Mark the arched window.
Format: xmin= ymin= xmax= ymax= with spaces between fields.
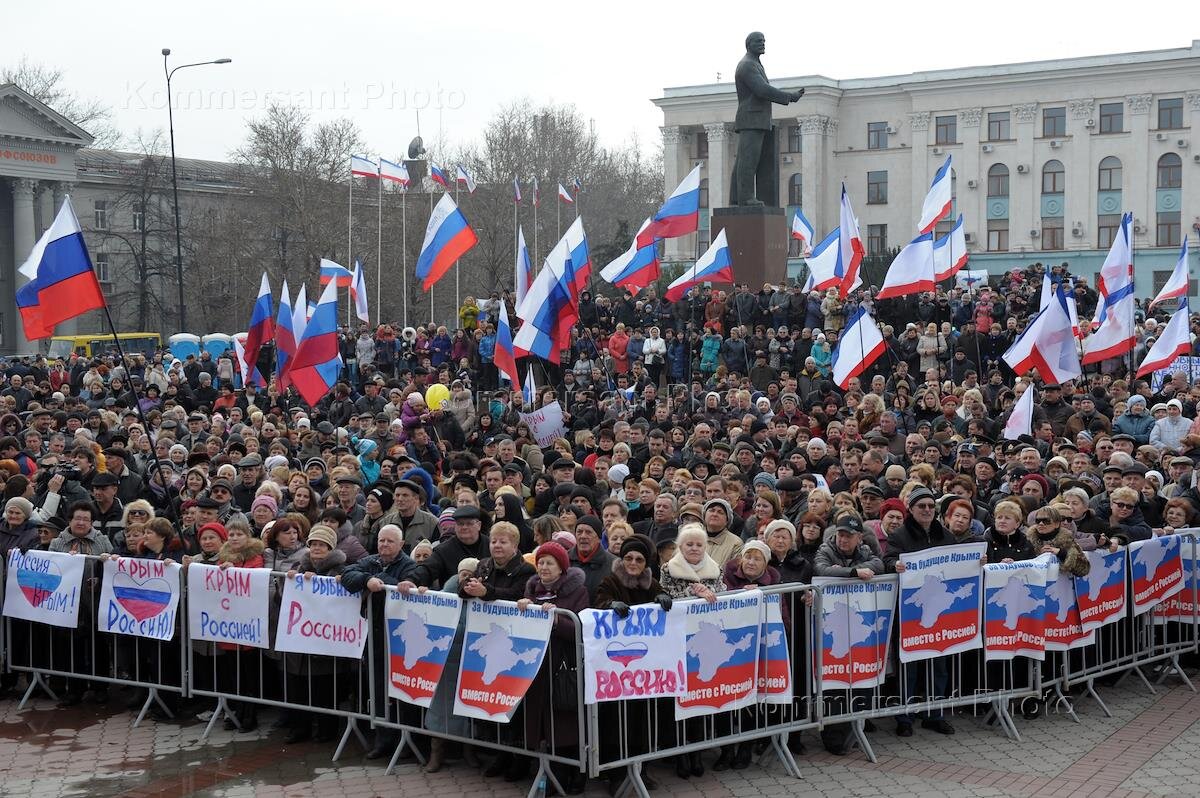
xmin=987 ymin=164 xmax=1009 ymax=197
xmin=1041 ymin=160 xmax=1065 ymax=194
xmin=698 ymin=178 xmax=709 ymax=208
xmin=1157 ymin=153 xmax=1182 ymax=189
xmin=788 ymin=173 xmax=803 ymax=206
xmin=1098 ymin=157 xmax=1122 ymax=191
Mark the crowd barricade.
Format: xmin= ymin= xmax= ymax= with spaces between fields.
xmin=2 ymin=553 xmax=187 ymax=727
xmin=372 ymin=585 xmax=589 ymax=798
xmin=186 ymin=570 xmax=373 ymax=760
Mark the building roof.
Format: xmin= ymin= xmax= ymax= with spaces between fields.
xmin=76 ymin=148 xmax=248 ymax=189
xmin=656 ymin=40 xmax=1200 ymax=104
xmin=0 ymin=83 xmax=95 ymax=147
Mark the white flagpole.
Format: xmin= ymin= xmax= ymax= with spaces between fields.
xmin=513 ymin=180 xmax=519 ymax=297
xmin=401 ymin=188 xmax=408 ymax=329
xmin=533 ymin=179 xmax=539 ymax=273
xmin=347 ymin=171 xmax=353 ymax=329
xmin=455 ymin=181 xmax=461 ymax=318
xmin=429 ymin=186 xmax=435 ymax=325
xmin=376 ymin=169 xmax=383 ymax=325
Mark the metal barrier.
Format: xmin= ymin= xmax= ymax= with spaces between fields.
xmin=373 ymin=586 xmax=589 ymax=798
xmin=2 ymin=553 xmax=187 ymax=727
xmin=186 ymin=570 xmax=372 ymax=759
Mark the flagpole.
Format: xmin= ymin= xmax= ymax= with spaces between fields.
xmin=376 ymin=170 xmax=383 ymax=326
xmin=455 ymin=181 xmax=461 ymax=318
xmin=347 ymin=172 xmax=353 ymax=319
xmin=401 ymin=188 xmax=408 ymax=329
xmin=429 ymin=187 xmax=435 ymax=325
xmin=533 ymin=179 xmax=539 ymax=271
xmin=557 ymin=194 xmax=561 ymax=240
xmin=513 ymin=180 xmax=519 ymax=298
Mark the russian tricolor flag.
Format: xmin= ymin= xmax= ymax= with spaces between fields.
xmin=831 ymin=306 xmax=887 ymax=389
xmin=319 ymin=259 xmax=353 ymax=288
xmin=918 ymin=155 xmax=954 ymax=235
xmin=876 ymin=233 xmax=935 ymax=299
xmin=16 ymin=197 xmax=106 ymax=341
xmin=565 ymin=216 xmax=591 ymax=299
xmin=1138 ymin=298 xmax=1192 ymax=377
xmin=416 ymin=193 xmax=478 ymax=291
xmin=493 ymin=299 xmax=520 ymax=389
xmin=791 ymin=208 xmax=816 ymax=257
xmin=234 ymin=334 xmax=267 ymax=388
xmin=515 ymin=226 xmax=532 ymax=307
xmin=350 ymin=155 xmax=378 ymax=178
xmin=274 ymin=281 xmax=295 ymax=389
xmin=637 ymin=165 xmax=701 ymax=249
xmin=430 ymin=163 xmax=450 ymax=188
xmin=601 ymin=218 xmax=660 ymax=292
xmin=380 ymin=157 xmax=410 ymax=186
xmin=513 ymin=177 xmax=522 ymax=204
xmin=932 ymin=215 xmax=969 ymax=282
xmin=557 ymin=183 xmax=574 ymax=204
xmin=242 ymin=272 xmax=274 ymax=380
xmin=665 ymin=229 xmax=732 ymax=301
xmin=288 ymin=280 xmax=343 ymax=406
xmin=1004 ymin=284 xmax=1082 ymax=382
xmin=456 ymin=165 xmax=477 ymax=194
xmin=514 ymin=230 xmax=574 ymax=363
xmin=292 ymin=283 xmax=309 ymax=342
xmin=1149 ymin=236 xmax=1190 ymax=311
xmin=523 ymin=367 xmax=536 ymax=406
xmin=837 ymin=185 xmax=864 ymax=298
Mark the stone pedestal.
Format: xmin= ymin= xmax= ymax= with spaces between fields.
xmin=710 ymin=206 xmax=788 ymax=291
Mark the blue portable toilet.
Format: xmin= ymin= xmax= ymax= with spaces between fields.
xmin=201 ymin=333 xmax=233 ymax=360
xmin=168 ymin=333 xmax=201 ymax=362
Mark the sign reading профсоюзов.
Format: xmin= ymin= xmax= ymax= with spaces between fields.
xmin=186 ymin=563 xmax=270 ymax=648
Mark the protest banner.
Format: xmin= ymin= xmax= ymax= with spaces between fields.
xmin=273 ymin=574 xmax=366 ymax=658
xmin=97 ymin=557 xmax=181 ymax=640
xmin=581 ymin=601 xmax=685 ymax=705
xmin=898 ymin=542 xmax=985 ymax=663
xmin=186 ymin=563 xmax=271 ymax=648
xmin=1156 ymin=537 xmax=1199 ymax=624
xmin=1149 ymin=356 xmax=1200 ymax=392
xmin=1074 ymin=548 xmax=1126 ymax=632
xmin=518 ymin=400 xmax=566 ymax=448
xmin=675 ymin=591 xmax=761 ymax=720
xmin=813 ymin=576 xmax=896 ymax=690
xmin=1043 ymin=562 xmax=1093 ymax=651
xmin=455 ymin=599 xmax=552 ymax=723
xmin=757 ymin=592 xmax=792 ymax=704
xmin=386 ymin=589 xmax=463 ymax=707
xmin=3 ymin=549 xmax=86 ymax=628
xmin=983 ymin=555 xmax=1052 ymax=661
xmin=1130 ymin=535 xmax=1184 ymax=615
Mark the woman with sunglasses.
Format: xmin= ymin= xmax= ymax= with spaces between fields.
xmin=1099 ymin=486 xmax=1153 ymax=549
xmin=1029 ymin=506 xmax=1091 ymax=577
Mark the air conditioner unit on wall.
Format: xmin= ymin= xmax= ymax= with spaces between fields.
xmin=932 ymin=146 xmax=943 ymax=155
xmin=1085 ymin=119 xmax=1095 ymax=128
xmin=782 ymin=155 xmax=794 ymax=164
xmin=1030 ymin=229 xmax=1040 ymax=238
xmin=1179 ymin=139 xmax=1190 ymax=149
xmin=1072 ymin=225 xmax=1084 ymax=238
xmin=886 ymin=125 xmax=898 ymax=134
xmin=964 ymin=232 xmax=975 ymax=243
xmin=967 ymin=179 xmax=978 ymax=189
xmin=1157 ymin=132 xmax=1168 ymax=141
xmin=981 ymin=144 xmax=994 ymax=153
xmin=1050 ymin=140 xmax=1062 ymax=148
xmin=1017 ymin=164 xmax=1029 ymax=173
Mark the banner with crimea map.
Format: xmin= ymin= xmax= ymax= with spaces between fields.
xmin=454 ymin=598 xmax=552 ymax=723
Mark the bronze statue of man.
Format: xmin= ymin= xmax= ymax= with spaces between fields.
xmin=730 ymin=31 xmax=804 ymax=206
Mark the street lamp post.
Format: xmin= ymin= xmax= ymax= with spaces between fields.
xmin=162 ymin=48 xmax=231 ymax=333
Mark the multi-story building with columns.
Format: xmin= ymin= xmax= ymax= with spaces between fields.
xmin=654 ymin=40 xmax=1200 ymax=296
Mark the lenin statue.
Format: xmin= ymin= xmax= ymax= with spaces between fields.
xmin=729 ymin=32 xmax=804 ymax=206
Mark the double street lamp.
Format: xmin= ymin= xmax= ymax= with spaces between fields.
xmin=162 ymin=48 xmax=231 ymax=332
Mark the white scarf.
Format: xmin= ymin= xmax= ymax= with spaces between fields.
xmin=665 ymin=549 xmax=720 ymax=582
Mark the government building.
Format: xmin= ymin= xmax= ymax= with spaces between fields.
xmin=654 ymin=40 xmax=1200 ymax=294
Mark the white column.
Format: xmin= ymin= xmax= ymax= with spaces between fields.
xmin=1125 ymin=94 xmax=1153 ymax=249
xmin=798 ymin=115 xmax=830 ymax=233
xmin=908 ymin=112 xmax=931 ymax=225
xmin=1012 ymin=103 xmax=1039 ymax=251
xmin=703 ymin=122 xmax=732 ymax=210
xmin=11 ymin=178 xmax=36 ymax=354
xmin=1066 ymin=98 xmax=1095 ymax=251
xmin=52 ymin=182 xmax=78 ymax=336
xmin=959 ymin=108 xmax=983 ymax=242
xmin=661 ymin=125 xmax=691 ymax=263
xmin=1186 ymin=92 xmax=1200 ymax=255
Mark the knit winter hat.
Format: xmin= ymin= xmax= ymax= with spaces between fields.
xmin=4 ymin=496 xmax=33 ymax=519
xmin=306 ymin=524 xmax=338 ymax=550
xmin=534 ymin=541 xmax=570 ymax=574
xmin=198 ymin=521 xmax=228 ymax=542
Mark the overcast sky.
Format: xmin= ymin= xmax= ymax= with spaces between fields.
xmin=12 ymin=1 xmax=1196 ymax=162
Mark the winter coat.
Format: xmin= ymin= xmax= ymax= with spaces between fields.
xmin=569 ymin=545 xmax=617 ymax=603
xmin=659 ymin=551 xmax=726 ymax=599
xmin=984 ymin=527 xmax=1037 ymax=563
xmin=705 ymin=529 xmax=743 ymax=567
xmin=820 ymin=295 xmax=845 ymax=332
xmin=1026 ymin=526 xmax=1090 ymax=577
xmin=522 ymin=566 xmax=589 ymax=748
xmin=594 ymin=560 xmax=665 ymax=609
xmin=812 ymin=541 xmax=885 ymax=578
xmin=465 ymin=555 xmax=535 ymax=602
xmin=1113 ymin=410 xmax=1155 ymax=445
xmin=882 ymin=516 xmax=956 ymax=573
xmin=0 ymin=519 xmax=38 ymax=558
xmin=700 ymin=335 xmax=722 ymax=372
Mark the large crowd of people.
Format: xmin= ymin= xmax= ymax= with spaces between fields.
xmin=0 ymin=260 xmax=1197 ymax=794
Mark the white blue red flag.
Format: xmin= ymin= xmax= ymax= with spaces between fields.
xmin=385 ymin=589 xmax=462 ymax=707
xmin=415 ymin=194 xmax=478 ymax=292
xmin=350 ymin=259 xmax=370 ymax=323
xmin=493 ymin=299 xmax=520 ymax=389
xmin=288 ymin=280 xmax=343 ymax=407
xmin=1137 ymin=298 xmax=1192 ymax=377
xmin=675 ymin=591 xmax=761 ymax=720
xmin=379 ymin=158 xmax=410 ymax=186
xmin=350 ymin=155 xmax=378 ymax=178
xmin=813 ymin=576 xmax=896 ymax=690
xmin=898 ymin=543 xmax=985 ymax=663
xmin=1149 ymin=235 xmax=1190 ymax=311
xmin=876 ymin=232 xmax=935 ymax=300
xmin=831 ymin=305 xmax=886 ymax=389
xmin=455 ymin=165 xmax=477 ymax=194
xmin=791 ymin=208 xmax=816 ymax=257
xmin=429 ymin=163 xmax=450 ymax=188
xmin=523 ymin=366 xmax=536 ymax=406
xmin=514 ymin=230 xmax=575 ymax=363
xmin=665 ymin=229 xmax=732 ymax=302
xmin=572 ymin=177 xmax=582 ymax=194
xmin=601 ymin=218 xmax=660 ymax=293
xmin=274 ymin=280 xmax=295 ymax=389
xmin=557 ymin=183 xmax=574 ymax=204
xmin=917 ymin=155 xmax=954 ymax=235
xmin=1083 ymin=212 xmax=1135 ymax=364
xmin=932 ymin=215 xmax=968 ymax=282
xmin=319 ymin=259 xmax=353 ymax=288
xmin=454 ymin=599 xmax=552 ymax=723
xmin=233 ymin=334 xmax=267 ymax=388
xmin=242 ymin=272 xmax=274 ymax=379
xmin=512 ymin=176 xmax=522 ymax=204
xmin=16 ymin=197 xmax=105 ymax=340
xmin=837 ymin=184 xmax=864 ymax=298
xmin=514 ymin=226 xmax=532 ymax=307
xmin=637 ymin=165 xmax=701 ymax=248
xmin=292 ymin=283 xmax=309 ymax=346
xmin=1129 ymin=536 xmax=1184 ymax=615
xmin=1075 ymin=549 xmax=1127 ymax=632
xmin=1003 ymin=284 xmax=1082 ymax=382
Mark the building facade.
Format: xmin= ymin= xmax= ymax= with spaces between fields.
xmin=654 ymin=41 xmax=1200 ymax=295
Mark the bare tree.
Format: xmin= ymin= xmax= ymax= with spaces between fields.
xmin=2 ymin=57 xmax=121 ymax=147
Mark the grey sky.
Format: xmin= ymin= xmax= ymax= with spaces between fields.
xmin=13 ymin=0 xmax=1190 ymax=163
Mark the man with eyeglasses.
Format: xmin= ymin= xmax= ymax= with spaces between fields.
xmin=882 ymin=487 xmax=957 ymax=738
xmin=89 ymin=471 xmax=126 ymax=549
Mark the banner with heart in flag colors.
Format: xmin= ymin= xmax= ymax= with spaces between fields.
xmin=898 ymin=542 xmax=985 ymax=663
xmin=675 ymin=590 xmax=761 ymax=720
xmin=580 ymin=601 xmax=685 ymax=704
xmin=1043 ymin=562 xmax=1093 ymax=652
xmin=454 ymin=599 xmax=552 ymax=723
xmin=1074 ymin=548 xmax=1127 ymax=633
xmin=1129 ymin=536 xmax=1184 ymax=615
xmin=98 ymin=557 xmax=181 ymax=640
xmin=983 ymin=555 xmax=1054 ymax=661
xmin=273 ymin=573 xmax=367 ymax=659
xmin=3 ymin=548 xmax=86 ymax=628
xmin=813 ymin=576 xmax=896 ymax=690
xmin=386 ymin=588 xmax=463 ymax=707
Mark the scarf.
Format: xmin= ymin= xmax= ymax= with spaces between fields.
xmin=665 ymin=549 xmax=720 ymax=582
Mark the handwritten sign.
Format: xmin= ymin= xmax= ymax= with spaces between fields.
xmin=813 ymin=576 xmax=896 ymax=690
xmin=675 ymin=591 xmax=761 ymax=720
xmin=386 ymin=589 xmax=462 ymax=707
xmin=898 ymin=543 xmax=985 ymax=663
xmin=98 ymin=557 xmax=181 ymax=640
xmin=519 ymin=401 xmax=566 ymax=448
xmin=581 ymin=602 xmax=685 ymax=705
xmin=186 ymin=563 xmax=271 ymax=648
xmin=274 ymin=574 xmax=367 ymax=658
xmin=3 ymin=549 xmax=85 ymax=628
xmin=454 ymin=599 xmax=552 ymax=723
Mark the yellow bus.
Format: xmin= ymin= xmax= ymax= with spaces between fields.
xmin=47 ymin=332 xmax=163 ymax=360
